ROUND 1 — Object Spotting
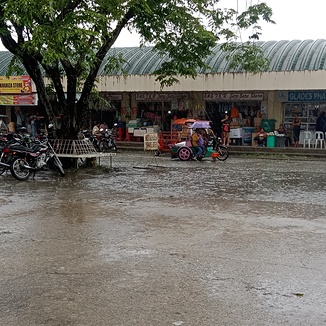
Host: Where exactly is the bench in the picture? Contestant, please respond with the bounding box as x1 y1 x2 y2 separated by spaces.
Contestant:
51 139 116 168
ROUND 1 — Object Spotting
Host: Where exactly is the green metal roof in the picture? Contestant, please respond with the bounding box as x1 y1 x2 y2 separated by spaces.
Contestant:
2 39 326 76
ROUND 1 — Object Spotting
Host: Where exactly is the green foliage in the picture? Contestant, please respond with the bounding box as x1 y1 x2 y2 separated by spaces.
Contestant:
6 56 25 76
222 42 270 73
103 53 127 75
0 0 274 132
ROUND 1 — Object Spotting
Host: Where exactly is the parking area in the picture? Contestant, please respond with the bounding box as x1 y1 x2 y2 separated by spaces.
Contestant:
1 153 326 325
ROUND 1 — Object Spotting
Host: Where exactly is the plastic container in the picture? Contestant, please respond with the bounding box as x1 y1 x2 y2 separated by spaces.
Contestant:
267 135 276 147
276 136 286 147
261 119 276 133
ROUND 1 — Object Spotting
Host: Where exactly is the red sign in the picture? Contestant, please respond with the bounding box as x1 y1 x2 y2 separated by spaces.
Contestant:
0 94 37 105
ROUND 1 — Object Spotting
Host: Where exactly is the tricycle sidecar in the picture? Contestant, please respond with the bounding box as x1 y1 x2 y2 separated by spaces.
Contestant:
170 120 229 161
155 118 196 156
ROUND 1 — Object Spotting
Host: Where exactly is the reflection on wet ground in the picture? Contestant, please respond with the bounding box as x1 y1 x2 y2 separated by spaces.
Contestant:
0 152 326 325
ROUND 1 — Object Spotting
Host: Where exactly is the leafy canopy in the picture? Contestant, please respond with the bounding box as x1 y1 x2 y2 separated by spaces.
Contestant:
1 0 274 79
0 0 274 130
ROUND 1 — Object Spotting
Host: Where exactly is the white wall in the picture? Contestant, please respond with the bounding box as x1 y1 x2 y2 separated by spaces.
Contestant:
95 70 326 92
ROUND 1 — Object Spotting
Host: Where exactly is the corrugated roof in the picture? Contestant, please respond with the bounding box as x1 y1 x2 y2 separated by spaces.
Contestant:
2 40 326 76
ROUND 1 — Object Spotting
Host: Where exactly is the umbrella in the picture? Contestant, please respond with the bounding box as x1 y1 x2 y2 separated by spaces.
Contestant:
172 118 196 125
188 120 212 129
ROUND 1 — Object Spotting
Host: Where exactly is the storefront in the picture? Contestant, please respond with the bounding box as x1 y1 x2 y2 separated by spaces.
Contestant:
95 93 122 128
0 76 38 132
279 90 326 132
204 91 266 144
135 93 189 131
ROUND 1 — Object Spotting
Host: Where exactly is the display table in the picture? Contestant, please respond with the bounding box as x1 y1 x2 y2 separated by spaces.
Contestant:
230 127 255 146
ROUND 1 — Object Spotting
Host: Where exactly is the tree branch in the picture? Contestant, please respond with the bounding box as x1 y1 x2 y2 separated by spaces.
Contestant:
80 8 135 102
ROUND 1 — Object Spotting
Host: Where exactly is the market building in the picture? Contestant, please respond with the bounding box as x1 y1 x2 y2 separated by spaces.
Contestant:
2 39 326 144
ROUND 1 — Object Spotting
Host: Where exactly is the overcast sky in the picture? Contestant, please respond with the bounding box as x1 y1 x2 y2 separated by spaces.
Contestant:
114 0 326 46
0 1 324 50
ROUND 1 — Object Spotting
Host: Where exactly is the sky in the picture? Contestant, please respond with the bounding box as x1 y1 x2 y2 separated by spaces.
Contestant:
0 0 325 50
114 0 326 47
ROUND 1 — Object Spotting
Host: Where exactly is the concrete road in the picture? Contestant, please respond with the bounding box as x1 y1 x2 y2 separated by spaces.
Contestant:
0 153 325 326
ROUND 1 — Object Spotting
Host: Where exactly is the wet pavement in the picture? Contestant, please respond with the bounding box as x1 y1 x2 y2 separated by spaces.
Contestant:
0 152 326 326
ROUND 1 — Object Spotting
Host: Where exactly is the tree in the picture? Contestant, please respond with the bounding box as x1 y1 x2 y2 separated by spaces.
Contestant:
0 0 274 137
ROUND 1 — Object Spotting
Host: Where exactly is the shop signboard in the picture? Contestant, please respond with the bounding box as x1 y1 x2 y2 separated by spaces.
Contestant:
0 94 37 106
204 92 264 101
278 90 326 102
0 76 32 94
136 93 188 101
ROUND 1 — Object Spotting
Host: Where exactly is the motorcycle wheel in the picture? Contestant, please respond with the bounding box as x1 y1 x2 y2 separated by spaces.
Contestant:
10 158 31 181
98 141 106 152
178 147 192 161
217 146 229 161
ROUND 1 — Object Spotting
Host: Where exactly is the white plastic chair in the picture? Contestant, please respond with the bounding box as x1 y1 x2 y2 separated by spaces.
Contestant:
315 131 325 148
303 131 312 148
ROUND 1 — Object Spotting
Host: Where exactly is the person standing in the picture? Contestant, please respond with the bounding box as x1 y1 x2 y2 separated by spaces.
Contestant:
221 113 231 146
92 122 101 136
30 114 37 138
15 107 25 131
316 111 326 132
291 114 301 147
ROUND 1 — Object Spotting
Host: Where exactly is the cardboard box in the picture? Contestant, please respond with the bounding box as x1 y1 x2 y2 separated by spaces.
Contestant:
133 128 147 137
254 118 262 126
252 133 257 146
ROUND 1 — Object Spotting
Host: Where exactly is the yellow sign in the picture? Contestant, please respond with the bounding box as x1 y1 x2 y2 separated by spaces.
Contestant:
0 76 32 94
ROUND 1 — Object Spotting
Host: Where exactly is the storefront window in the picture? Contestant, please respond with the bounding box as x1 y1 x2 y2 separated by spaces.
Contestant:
137 101 179 131
205 101 261 137
283 103 325 131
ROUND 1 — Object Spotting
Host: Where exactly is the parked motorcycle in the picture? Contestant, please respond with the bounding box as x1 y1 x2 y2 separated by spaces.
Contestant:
9 138 65 181
0 133 23 175
82 124 117 152
98 126 117 152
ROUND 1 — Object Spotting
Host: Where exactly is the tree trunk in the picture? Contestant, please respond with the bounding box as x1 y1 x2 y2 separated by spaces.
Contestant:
21 54 58 129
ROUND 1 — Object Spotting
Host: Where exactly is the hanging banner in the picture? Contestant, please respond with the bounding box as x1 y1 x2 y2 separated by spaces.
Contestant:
0 76 32 94
0 94 37 105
